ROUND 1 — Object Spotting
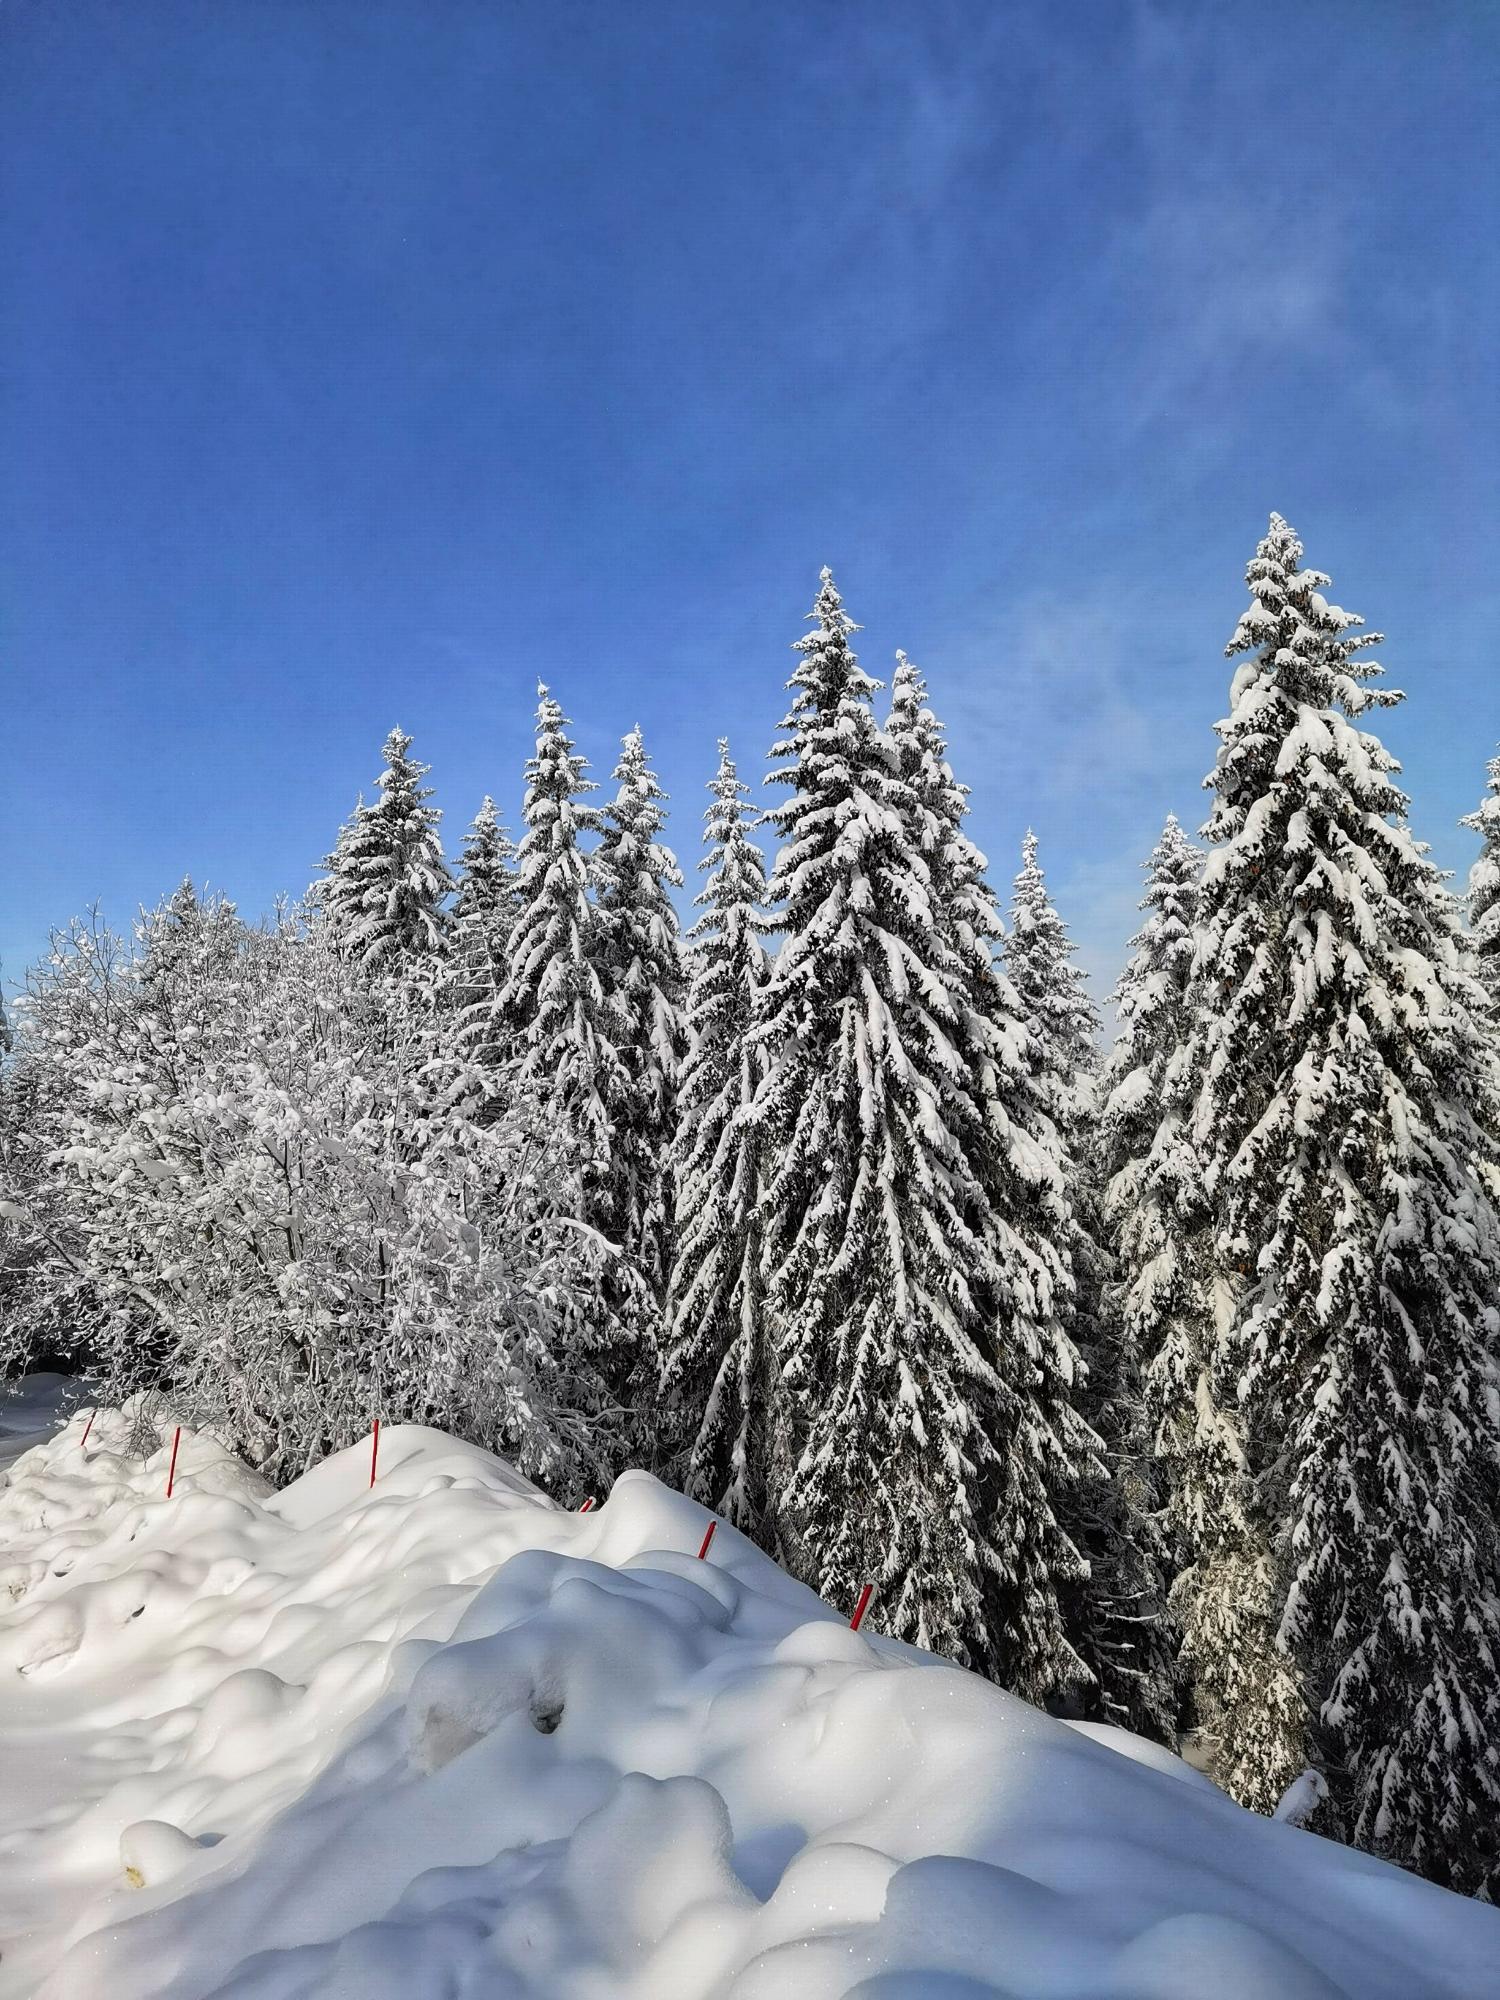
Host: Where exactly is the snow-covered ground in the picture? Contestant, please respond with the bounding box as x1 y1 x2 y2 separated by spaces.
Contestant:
0 1386 1495 1999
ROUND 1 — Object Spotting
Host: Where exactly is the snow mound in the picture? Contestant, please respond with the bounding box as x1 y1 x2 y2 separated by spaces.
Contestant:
0 1396 1494 1999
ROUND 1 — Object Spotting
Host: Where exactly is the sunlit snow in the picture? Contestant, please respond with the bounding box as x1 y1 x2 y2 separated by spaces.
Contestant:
0 1382 1495 1999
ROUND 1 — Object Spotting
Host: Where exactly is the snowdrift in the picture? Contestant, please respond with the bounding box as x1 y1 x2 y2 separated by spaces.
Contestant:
0 1387 1495 1999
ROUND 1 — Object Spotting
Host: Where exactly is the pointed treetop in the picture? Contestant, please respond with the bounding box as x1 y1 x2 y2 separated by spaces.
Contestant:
1148 811 1198 868
693 737 766 922
703 735 754 832
317 724 452 970
164 875 201 923
1226 513 1390 708
787 567 871 695
1109 814 1202 1020
1012 832 1051 937
604 723 671 817
456 796 517 922
887 650 933 735
1009 829 1097 1080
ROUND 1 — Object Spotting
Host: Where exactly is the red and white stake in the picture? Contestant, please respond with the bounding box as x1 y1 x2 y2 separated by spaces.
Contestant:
165 1426 183 1499
369 1418 381 1489
79 1410 95 1450
579 1496 596 1513
850 1583 874 1632
697 1519 718 1561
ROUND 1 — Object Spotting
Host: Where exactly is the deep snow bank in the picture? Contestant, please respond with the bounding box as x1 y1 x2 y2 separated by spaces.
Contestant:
0 1394 1495 1999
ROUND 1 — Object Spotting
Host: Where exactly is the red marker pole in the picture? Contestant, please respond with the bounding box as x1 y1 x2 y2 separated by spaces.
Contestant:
697 1519 718 1561
79 1410 95 1450
850 1583 874 1632
369 1419 381 1490
579 1496 596 1513
165 1426 183 1499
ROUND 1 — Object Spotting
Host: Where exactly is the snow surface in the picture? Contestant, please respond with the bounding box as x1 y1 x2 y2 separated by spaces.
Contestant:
0 1387 1496 1999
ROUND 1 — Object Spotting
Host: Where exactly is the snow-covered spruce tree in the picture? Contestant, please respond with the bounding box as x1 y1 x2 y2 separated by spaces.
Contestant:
1188 513 1500 1894
751 574 1088 1690
661 740 771 1535
494 686 641 1422
456 796 517 938
1116 831 1264 1788
1461 748 1500 1001
319 727 453 972
884 659 1099 1700
496 687 617 1157
592 727 685 1305
1006 833 1099 1159
1092 816 1208 1742
452 797 518 1065
1006 834 1147 1722
141 876 209 999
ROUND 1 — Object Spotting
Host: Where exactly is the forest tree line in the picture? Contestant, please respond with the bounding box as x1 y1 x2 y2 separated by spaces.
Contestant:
3 516 1500 1900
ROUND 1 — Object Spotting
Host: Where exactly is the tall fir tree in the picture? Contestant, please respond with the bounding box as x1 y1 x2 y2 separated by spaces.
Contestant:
492 686 643 1434
1109 822 1263 1788
751 573 1089 1692
1006 833 1099 1147
496 686 619 1168
1005 834 1138 1719
1093 815 1207 1742
662 740 772 1535
884 659 1098 1699
1461 748 1500 1000
1185 513 1500 1895
319 727 453 972
455 796 517 933
453 797 518 1064
593 727 686 1305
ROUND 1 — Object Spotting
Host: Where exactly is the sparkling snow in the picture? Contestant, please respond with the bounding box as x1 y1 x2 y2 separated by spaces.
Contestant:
0 1383 1495 1999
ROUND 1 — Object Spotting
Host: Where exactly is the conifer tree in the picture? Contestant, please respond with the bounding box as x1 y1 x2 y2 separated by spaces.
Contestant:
1006 833 1098 1134
884 661 1098 1698
1109 833 1257 1784
1006 834 1140 1718
1186 513 1500 1894
1094 815 1206 1741
319 728 453 972
496 686 619 1171
593 727 685 1303
456 797 517 932
751 574 1089 1692
662 741 771 1534
1461 748 1500 999
1130 825 1285 1821
493 686 641 1428
140 877 210 1008
453 798 518 1063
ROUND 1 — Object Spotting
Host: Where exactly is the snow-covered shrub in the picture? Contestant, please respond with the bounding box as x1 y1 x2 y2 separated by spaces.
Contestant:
0 894 632 1486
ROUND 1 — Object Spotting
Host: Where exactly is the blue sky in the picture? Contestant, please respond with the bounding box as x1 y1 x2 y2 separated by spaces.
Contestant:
4 1 1498 997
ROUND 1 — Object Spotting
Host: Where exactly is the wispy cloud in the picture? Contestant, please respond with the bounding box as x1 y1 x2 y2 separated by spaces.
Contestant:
936 586 1195 818
1092 2 1362 451
920 576 1216 1003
